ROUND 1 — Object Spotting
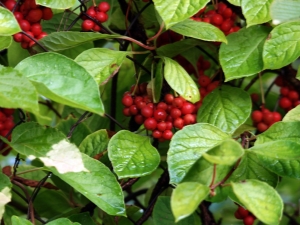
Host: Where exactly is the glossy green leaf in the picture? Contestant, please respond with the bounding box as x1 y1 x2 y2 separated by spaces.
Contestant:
11 216 33 225
227 152 278 187
232 179 283 225
220 25 270 81
241 0 272 27
283 105 300 122
0 66 39 114
250 140 300 178
171 182 209 222
0 36 12 51
153 196 199 225
37 31 120 51
0 7 21 36
79 129 109 157
202 139 244 165
75 48 128 85
36 0 76 9
197 86 252 134
263 21 300 69
108 130 160 179
270 0 300 25
15 52 104 115
0 173 11 220
168 123 230 184
161 57 200 103
46 218 80 225
171 19 227 43
153 59 164 103
227 0 241 6
152 0 209 29
255 121 300 145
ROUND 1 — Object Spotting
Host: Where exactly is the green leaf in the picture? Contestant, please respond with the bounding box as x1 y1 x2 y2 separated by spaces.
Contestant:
153 59 164 103
15 52 104 115
0 66 39 114
75 48 128 85
79 129 109 157
231 179 283 225
202 139 244 165
220 25 270 81
161 57 200 103
37 31 120 51
241 0 272 27
255 121 300 145
153 196 199 225
227 152 278 187
197 86 252 135
152 0 209 29
171 182 209 222
0 7 21 36
249 140 300 178
108 130 160 179
283 105 300 122
68 212 97 225
36 0 76 9
263 21 300 69
270 0 300 25
227 0 241 6
168 123 230 184
11 216 33 225
10 122 88 174
46 218 80 225
171 19 227 43
0 173 11 220
0 36 12 51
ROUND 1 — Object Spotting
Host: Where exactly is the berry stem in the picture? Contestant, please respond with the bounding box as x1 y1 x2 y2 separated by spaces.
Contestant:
147 22 165 43
21 31 48 52
120 36 156 50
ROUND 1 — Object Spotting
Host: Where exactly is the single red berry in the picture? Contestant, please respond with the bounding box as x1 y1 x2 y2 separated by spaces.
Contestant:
250 93 259 102
4 120 14 130
29 40 35 47
152 130 162 139
272 111 282 122
170 108 181 119
122 108 131 117
13 33 23 42
198 75 211 87
134 96 143 104
157 102 168 111
98 1 110 12
122 95 133 107
279 97 292 109
237 206 249 218
166 121 173 130
262 112 274 125
183 114 196 125
153 109 167 122
37 32 48 39
141 105 154 118
205 10 216 17
87 6 97 18
4 0 16 11
275 76 284 87
288 90 299 101
220 19 233 32
30 23 42 37
21 41 29 49
157 121 167 132
251 110 263 123
14 12 23 21
173 97 185 108
222 8 233 19
202 17 211 23
173 117 184 129
162 130 173 140
293 100 300 107
144 118 157 130
217 2 227 14
181 102 195 115
96 11 108 23
139 83 148 95
257 122 268 132
280 87 289 96
19 19 31 31
200 88 207 97
26 8 43 23
81 19 95 31
234 211 243 220
22 31 34 43
207 81 219 92
129 105 138 115
93 24 101 32
243 215 255 225
134 115 144 124
164 94 174 105
211 14 224 26
42 7 53 20
136 101 146 110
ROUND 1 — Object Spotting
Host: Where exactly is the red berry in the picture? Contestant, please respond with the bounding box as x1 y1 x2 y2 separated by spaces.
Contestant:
202 17 211 23
272 111 282 122
288 90 299 101
162 130 173 140
152 130 162 139
22 31 34 43
237 206 249 218
183 114 196 125
275 76 284 87
4 0 16 11
4 120 14 130
141 105 154 118
122 108 131 117
220 19 232 32
21 41 29 49
13 33 23 42
262 112 274 125
164 94 174 104
181 102 195 115
166 121 173 130
26 8 43 23
0 123 4 131
98 2 110 12
136 101 146 110
2 109 14 116
19 19 31 31
250 93 259 102
157 121 167 132
144 118 157 130
87 7 97 18
81 19 95 31
251 110 263 123
37 32 47 39
129 105 138 115
217 2 227 14
172 97 185 108
170 108 182 119
0 112 7 122
134 96 143 104
157 102 168 111
293 100 300 107
173 118 184 129
202 60 211 70
234 211 243 220
222 8 233 19
42 7 53 20
0 129 9 137
96 11 108 23
93 24 101 32
134 115 144 124
207 81 219 92
211 14 224 26
279 97 292 109
13 12 23 21
153 109 167 121
257 122 268 132
280 87 289 96
198 75 211 87
243 215 255 225
122 95 133 107
30 23 42 37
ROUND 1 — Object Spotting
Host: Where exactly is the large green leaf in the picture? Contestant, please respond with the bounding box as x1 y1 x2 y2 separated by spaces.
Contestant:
197 86 252 135
0 66 39 114
282 105 300 122
202 139 244 165
36 0 76 9
37 31 120 51
11 216 33 225
170 19 227 43
152 0 209 29
231 179 283 225
108 130 160 179
15 52 104 115
171 182 209 222
249 140 300 178
0 7 21 36
168 123 230 184
270 0 300 25
263 21 300 69
255 121 300 145
241 0 272 27
0 173 11 221
161 57 200 103
227 0 241 6
220 25 270 81
0 36 12 51
75 48 128 85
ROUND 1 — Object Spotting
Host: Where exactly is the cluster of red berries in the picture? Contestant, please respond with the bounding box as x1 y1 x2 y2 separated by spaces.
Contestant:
174 55 211 77
1 0 53 49
234 206 256 225
122 83 197 142
274 77 300 111
191 2 240 35
0 108 15 156
81 2 110 32
251 107 281 132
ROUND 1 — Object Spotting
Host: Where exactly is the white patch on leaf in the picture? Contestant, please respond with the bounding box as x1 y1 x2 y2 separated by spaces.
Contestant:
40 139 89 174
0 187 11 219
